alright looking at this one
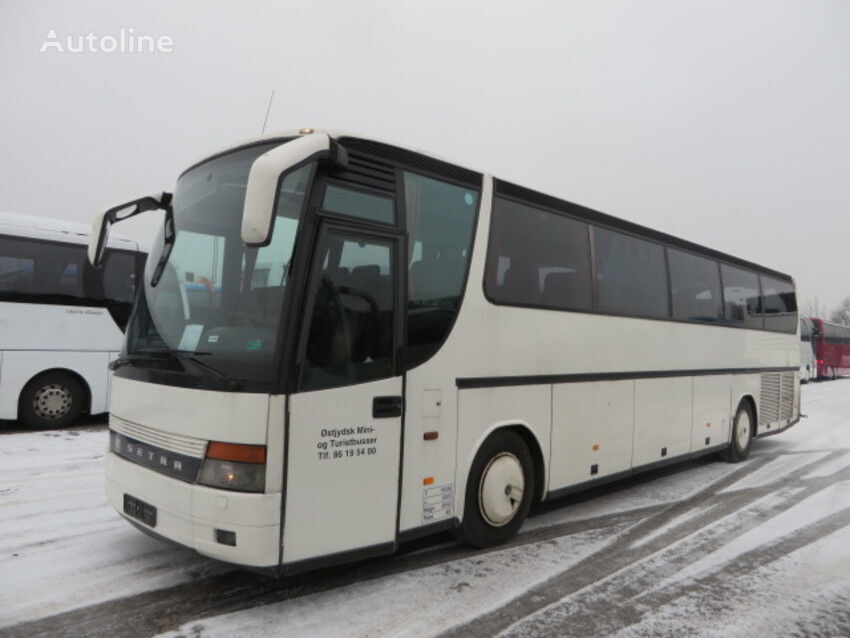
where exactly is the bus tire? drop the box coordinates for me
[19,372,85,430]
[721,401,754,463]
[456,430,535,548]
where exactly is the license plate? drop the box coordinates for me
[123,493,157,528]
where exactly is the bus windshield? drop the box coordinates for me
[125,141,313,387]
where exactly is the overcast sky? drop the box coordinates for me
[1,0,848,310]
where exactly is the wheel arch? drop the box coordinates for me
[463,421,547,505]
[19,367,92,416]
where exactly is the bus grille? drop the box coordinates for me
[109,416,207,458]
[759,372,781,425]
[759,371,795,426]
[779,372,794,421]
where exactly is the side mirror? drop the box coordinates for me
[88,192,171,267]
[241,133,347,246]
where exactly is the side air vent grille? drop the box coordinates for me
[338,137,482,188]
[779,371,794,421]
[329,151,396,194]
[758,372,781,425]
[109,416,207,458]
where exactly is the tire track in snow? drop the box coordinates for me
[444,449,848,638]
[0,505,658,638]
[506,495,850,637]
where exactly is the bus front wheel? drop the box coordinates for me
[456,430,535,548]
[19,372,85,430]
[721,401,754,463]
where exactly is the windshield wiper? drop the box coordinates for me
[177,352,243,390]
[113,349,243,390]
[109,352,168,371]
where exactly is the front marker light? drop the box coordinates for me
[198,442,266,492]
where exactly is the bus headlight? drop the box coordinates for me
[198,442,266,493]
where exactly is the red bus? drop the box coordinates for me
[810,318,850,380]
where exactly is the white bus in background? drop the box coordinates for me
[0,212,145,428]
[799,317,817,382]
[91,131,800,575]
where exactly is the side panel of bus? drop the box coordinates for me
[0,302,124,419]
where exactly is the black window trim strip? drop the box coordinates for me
[456,365,799,389]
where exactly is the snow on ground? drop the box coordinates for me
[608,523,850,638]
[524,457,750,532]
[1,380,849,637]
[157,524,631,638]
[718,450,830,492]
[0,427,225,627]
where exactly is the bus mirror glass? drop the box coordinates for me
[241,134,332,247]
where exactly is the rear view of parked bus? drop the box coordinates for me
[810,318,850,380]
[93,131,801,574]
[0,212,145,428]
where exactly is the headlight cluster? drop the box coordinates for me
[197,442,266,493]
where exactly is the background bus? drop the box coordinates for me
[93,131,800,574]
[799,317,817,382]
[810,317,850,380]
[0,211,146,428]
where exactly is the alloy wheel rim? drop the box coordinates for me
[33,384,72,420]
[478,452,524,527]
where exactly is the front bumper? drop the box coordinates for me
[106,452,280,568]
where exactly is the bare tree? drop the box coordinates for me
[829,296,850,326]
[802,296,829,320]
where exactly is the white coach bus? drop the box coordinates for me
[90,131,800,574]
[0,212,145,428]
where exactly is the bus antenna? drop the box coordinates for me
[260,89,275,135]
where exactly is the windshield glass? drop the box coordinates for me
[125,141,313,387]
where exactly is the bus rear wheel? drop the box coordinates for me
[19,372,85,430]
[456,430,535,548]
[721,401,754,463]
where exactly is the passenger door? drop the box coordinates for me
[282,223,404,567]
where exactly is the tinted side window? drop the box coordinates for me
[760,276,797,334]
[322,183,395,224]
[594,227,668,318]
[668,249,722,322]
[0,252,34,297]
[0,236,88,304]
[102,250,140,330]
[102,250,137,304]
[824,323,850,345]
[300,232,395,391]
[405,172,478,368]
[485,198,592,310]
[720,265,762,329]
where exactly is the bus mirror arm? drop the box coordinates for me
[242,133,346,247]
[88,192,172,268]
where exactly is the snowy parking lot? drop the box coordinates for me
[1,381,849,638]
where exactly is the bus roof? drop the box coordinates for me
[0,211,140,252]
[185,129,792,282]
